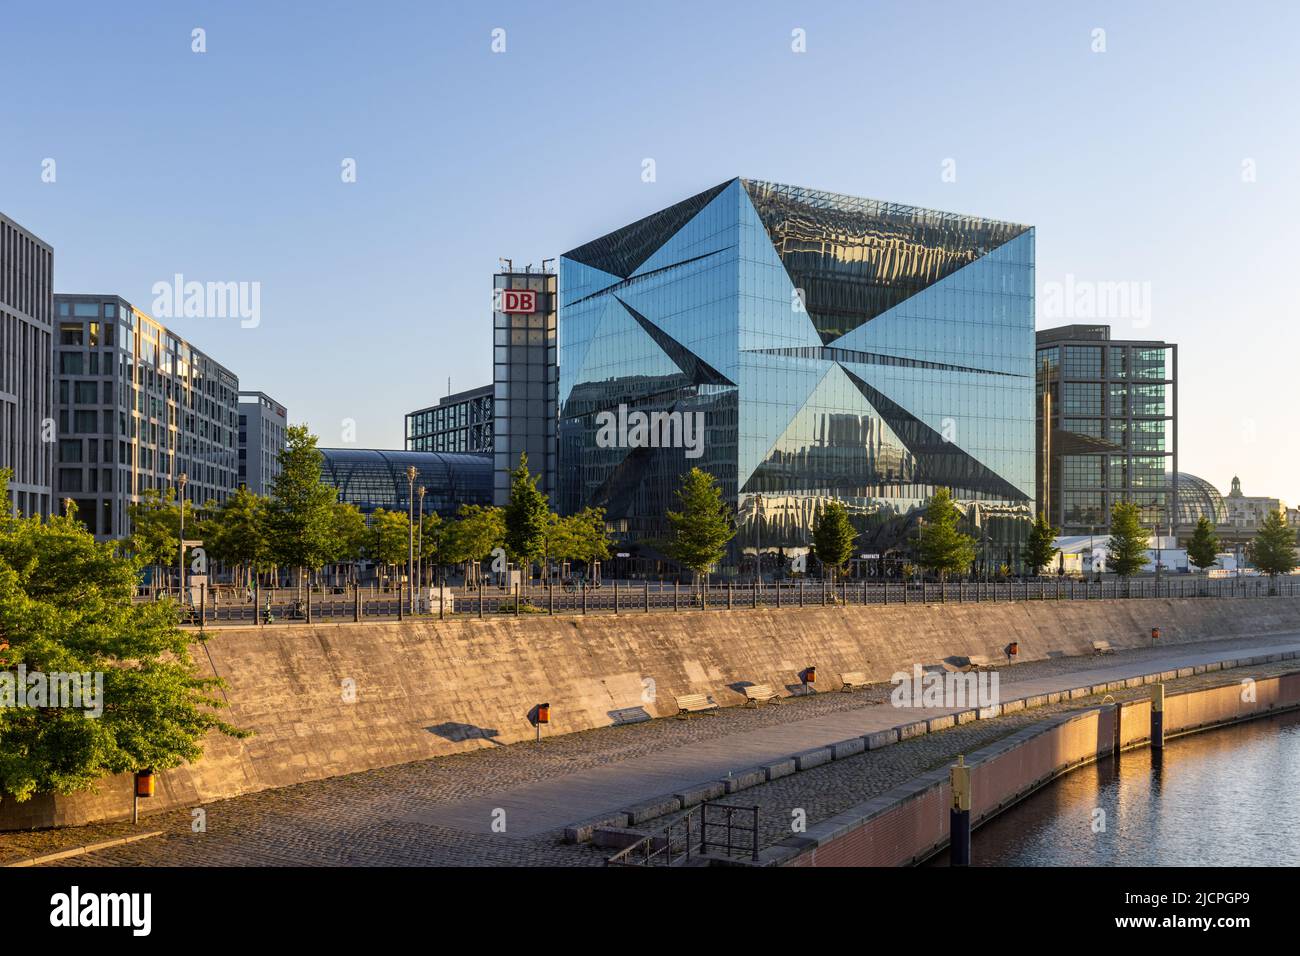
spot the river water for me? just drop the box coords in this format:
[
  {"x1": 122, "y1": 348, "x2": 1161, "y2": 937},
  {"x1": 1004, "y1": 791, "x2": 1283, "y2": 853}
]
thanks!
[{"x1": 928, "y1": 709, "x2": 1300, "y2": 866}]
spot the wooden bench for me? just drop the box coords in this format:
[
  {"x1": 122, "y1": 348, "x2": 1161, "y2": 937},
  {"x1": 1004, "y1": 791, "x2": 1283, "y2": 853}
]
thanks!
[
  {"x1": 840, "y1": 671, "x2": 870, "y2": 691},
  {"x1": 674, "y1": 694, "x2": 719, "y2": 718},
  {"x1": 743, "y1": 684, "x2": 782, "y2": 707},
  {"x1": 1092, "y1": 640, "x2": 1115, "y2": 655}
]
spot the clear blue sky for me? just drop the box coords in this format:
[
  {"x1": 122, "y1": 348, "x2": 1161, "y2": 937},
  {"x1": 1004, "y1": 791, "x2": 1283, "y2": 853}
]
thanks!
[{"x1": 3, "y1": 1, "x2": 1297, "y2": 502}]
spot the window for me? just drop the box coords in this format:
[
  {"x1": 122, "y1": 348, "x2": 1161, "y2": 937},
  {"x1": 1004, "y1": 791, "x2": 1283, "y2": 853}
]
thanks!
[
  {"x1": 1062, "y1": 383, "x2": 1102, "y2": 415},
  {"x1": 1062, "y1": 345, "x2": 1101, "y2": 379}
]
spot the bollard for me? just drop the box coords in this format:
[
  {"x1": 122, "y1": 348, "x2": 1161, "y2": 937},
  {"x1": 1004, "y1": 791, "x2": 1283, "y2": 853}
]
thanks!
[
  {"x1": 727, "y1": 582, "x2": 733, "y2": 610},
  {"x1": 613, "y1": 580, "x2": 619, "y2": 614},
  {"x1": 199, "y1": 584, "x2": 206, "y2": 634},
  {"x1": 549, "y1": 581, "x2": 554, "y2": 616},
  {"x1": 1151, "y1": 683, "x2": 1164, "y2": 750},
  {"x1": 478, "y1": 581, "x2": 484, "y2": 619},
  {"x1": 950, "y1": 755, "x2": 971, "y2": 866},
  {"x1": 355, "y1": 586, "x2": 361, "y2": 622},
  {"x1": 398, "y1": 583, "x2": 404, "y2": 621},
  {"x1": 645, "y1": 580, "x2": 650, "y2": 614},
  {"x1": 674, "y1": 579, "x2": 679, "y2": 612},
  {"x1": 515, "y1": 582, "x2": 521, "y2": 616}
]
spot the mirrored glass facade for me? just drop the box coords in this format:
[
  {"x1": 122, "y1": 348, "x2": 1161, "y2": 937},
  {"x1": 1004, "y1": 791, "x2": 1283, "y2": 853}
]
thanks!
[{"x1": 561, "y1": 179, "x2": 1036, "y2": 568}]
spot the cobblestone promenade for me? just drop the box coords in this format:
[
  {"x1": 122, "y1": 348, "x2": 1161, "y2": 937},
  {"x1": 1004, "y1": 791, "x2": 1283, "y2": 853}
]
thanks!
[{"x1": 5, "y1": 632, "x2": 1298, "y2": 867}]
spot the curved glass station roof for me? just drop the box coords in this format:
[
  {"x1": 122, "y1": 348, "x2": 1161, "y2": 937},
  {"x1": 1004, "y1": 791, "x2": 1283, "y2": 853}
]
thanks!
[
  {"x1": 318, "y1": 448, "x2": 491, "y2": 517},
  {"x1": 1174, "y1": 472, "x2": 1228, "y2": 527}
]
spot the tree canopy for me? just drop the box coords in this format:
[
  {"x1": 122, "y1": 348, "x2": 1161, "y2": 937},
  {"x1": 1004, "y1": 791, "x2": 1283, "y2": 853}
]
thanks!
[
  {"x1": 1022, "y1": 512, "x2": 1061, "y2": 576},
  {"x1": 811, "y1": 502, "x2": 856, "y2": 578},
  {"x1": 1186, "y1": 516, "x2": 1220, "y2": 572},
  {"x1": 1106, "y1": 502, "x2": 1149, "y2": 578},
  {"x1": 1251, "y1": 510, "x2": 1297, "y2": 578},
  {"x1": 917, "y1": 488, "x2": 976, "y2": 580},
  {"x1": 663, "y1": 468, "x2": 735, "y2": 578},
  {"x1": 0, "y1": 469, "x2": 244, "y2": 803}
]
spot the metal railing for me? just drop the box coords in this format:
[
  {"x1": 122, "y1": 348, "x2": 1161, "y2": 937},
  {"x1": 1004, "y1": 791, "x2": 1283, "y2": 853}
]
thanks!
[
  {"x1": 150, "y1": 575, "x2": 1300, "y2": 628},
  {"x1": 606, "y1": 802, "x2": 760, "y2": 867}
]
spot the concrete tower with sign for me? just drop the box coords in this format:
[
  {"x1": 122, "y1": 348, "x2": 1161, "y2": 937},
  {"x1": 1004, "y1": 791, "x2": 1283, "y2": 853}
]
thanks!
[{"x1": 493, "y1": 263, "x2": 558, "y2": 505}]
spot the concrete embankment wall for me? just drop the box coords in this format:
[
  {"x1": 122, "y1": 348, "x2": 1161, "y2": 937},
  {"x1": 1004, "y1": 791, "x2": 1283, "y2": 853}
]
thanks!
[
  {"x1": 4, "y1": 597, "x2": 1300, "y2": 830},
  {"x1": 773, "y1": 669, "x2": 1300, "y2": 867}
]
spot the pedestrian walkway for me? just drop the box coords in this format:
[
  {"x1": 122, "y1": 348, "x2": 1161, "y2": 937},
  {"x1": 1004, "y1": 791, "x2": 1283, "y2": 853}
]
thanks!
[{"x1": 400, "y1": 633, "x2": 1300, "y2": 836}]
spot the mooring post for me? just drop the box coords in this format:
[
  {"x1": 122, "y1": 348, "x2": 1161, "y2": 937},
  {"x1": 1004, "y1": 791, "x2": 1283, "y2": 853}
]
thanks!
[
  {"x1": 1151, "y1": 683, "x2": 1165, "y2": 750},
  {"x1": 950, "y1": 755, "x2": 971, "y2": 866}
]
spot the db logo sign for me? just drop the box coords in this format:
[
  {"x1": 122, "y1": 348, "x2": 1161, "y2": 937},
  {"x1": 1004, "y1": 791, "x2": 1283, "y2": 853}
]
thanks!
[{"x1": 497, "y1": 289, "x2": 537, "y2": 314}]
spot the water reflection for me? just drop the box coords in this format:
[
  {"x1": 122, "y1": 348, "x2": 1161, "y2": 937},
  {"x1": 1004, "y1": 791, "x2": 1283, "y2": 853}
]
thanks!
[{"x1": 928, "y1": 710, "x2": 1300, "y2": 866}]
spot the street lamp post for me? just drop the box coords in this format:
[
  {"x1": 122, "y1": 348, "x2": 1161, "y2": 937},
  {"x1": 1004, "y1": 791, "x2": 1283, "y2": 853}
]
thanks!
[
  {"x1": 177, "y1": 473, "x2": 188, "y2": 604},
  {"x1": 417, "y1": 485, "x2": 426, "y2": 592},
  {"x1": 406, "y1": 465, "x2": 417, "y2": 614}
]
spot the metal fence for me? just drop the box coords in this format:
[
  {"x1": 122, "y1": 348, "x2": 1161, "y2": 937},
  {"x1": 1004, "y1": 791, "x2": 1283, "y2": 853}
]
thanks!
[{"x1": 154, "y1": 576, "x2": 1300, "y2": 628}]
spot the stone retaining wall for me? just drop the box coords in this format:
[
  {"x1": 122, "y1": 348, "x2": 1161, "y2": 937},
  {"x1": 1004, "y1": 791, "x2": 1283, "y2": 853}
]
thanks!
[{"x1": 4, "y1": 597, "x2": 1300, "y2": 831}]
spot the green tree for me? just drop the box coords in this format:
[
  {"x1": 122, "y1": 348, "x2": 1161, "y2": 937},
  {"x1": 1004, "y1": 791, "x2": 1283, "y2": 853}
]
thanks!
[
  {"x1": 417, "y1": 512, "x2": 444, "y2": 584},
  {"x1": 1186, "y1": 516, "x2": 1220, "y2": 572},
  {"x1": 663, "y1": 468, "x2": 735, "y2": 582},
  {"x1": 1106, "y1": 502, "x2": 1149, "y2": 579},
  {"x1": 327, "y1": 501, "x2": 367, "y2": 584},
  {"x1": 443, "y1": 505, "x2": 505, "y2": 572},
  {"x1": 547, "y1": 507, "x2": 612, "y2": 570},
  {"x1": 265, "y1": 425, "x2": 340, "y2": 586},
  {"x1": 810, "y1": 502, "x2": 856, "y2": 580},
  {"x1": 503, "y1": 453, "x2": 550, "y2": 584},
  {"x1": 205, "y1": 486, "x2": 270, "y2": 587},
  {"x1": 917, "y1": 488, "x2": 977, "y2": 581},
  {"x1": 365, "y1": 508, "x2": 411, "y2": 586},
  {"x1": 1022, "y1": 512, "x2": 1061, "y2": 576},
  {"x1": 1250, "y1": 510, "x2": 1297, "y2": 584},
  {"x1": 127, "y1": 488, "x2": 185, "y2": 587},
  {"x1": 0, "y1": 470, "x2": 245, "y2": 803}
]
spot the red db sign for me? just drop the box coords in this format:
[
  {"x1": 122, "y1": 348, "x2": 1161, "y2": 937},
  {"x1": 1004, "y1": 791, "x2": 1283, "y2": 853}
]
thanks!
[{"x1": 499, "y1": 289, "x2": 537, "y2": 313}]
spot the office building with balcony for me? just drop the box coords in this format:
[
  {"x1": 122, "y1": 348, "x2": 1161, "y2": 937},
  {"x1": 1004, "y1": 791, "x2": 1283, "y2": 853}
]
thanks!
[
  {"x1": 559, "y1": 178, "x2": 1037, "y2": 568},
  {"x1": 238, "y1": 390, "x2": 288, "y2": 494},
  {"x1": 0, "y1": 213, "x2": 55, "y2": 518},
  {"x1": 1036, "y1": 324, "x2": 1177, "y2": 536},
  {"x1": 405, "y1": 384, "x2": 493, "y2": 454},
  {"x1": 53, "y1": 294, "x2": 240, "y2": 539}
]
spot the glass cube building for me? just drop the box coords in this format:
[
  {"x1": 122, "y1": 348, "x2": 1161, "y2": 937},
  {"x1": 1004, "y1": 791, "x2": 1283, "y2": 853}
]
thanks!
[{"x1": 559, "y1": 178, "x2": 1036, "y2": 570}]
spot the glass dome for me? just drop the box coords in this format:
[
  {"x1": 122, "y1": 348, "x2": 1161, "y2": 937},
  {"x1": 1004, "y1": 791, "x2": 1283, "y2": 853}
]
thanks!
[
  {"x1": 318, "y1": 448, "x2": 492, "y2": 517},
  {"x1": 1174, "y1": 473, "x2": 1228, "y2": 527}
]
